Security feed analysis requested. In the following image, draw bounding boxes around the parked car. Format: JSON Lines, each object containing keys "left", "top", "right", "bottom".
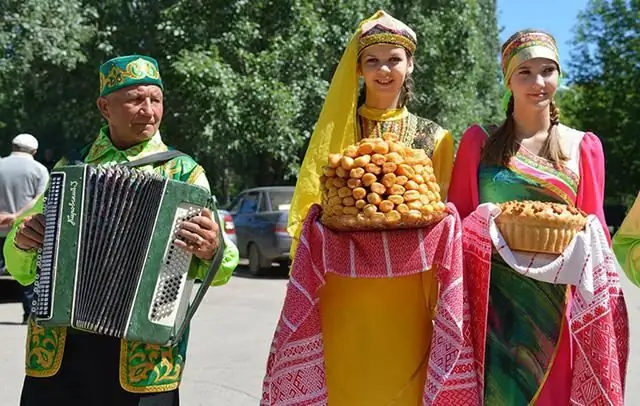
{"left": 227, "top": 186, "right": 294, "bottom": 275}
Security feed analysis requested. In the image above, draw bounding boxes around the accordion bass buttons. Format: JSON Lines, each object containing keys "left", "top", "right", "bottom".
{"left": 149, "top": 203, "right": 202, "bottom": 326}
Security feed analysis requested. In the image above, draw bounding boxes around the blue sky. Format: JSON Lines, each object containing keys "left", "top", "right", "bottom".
{"left": 497, "top": 0, "right": 590, "bottom": 68}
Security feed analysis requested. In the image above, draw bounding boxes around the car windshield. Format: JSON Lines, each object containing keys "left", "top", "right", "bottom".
{"left": 269, "top": 190, "right": 293, "bottom": 211}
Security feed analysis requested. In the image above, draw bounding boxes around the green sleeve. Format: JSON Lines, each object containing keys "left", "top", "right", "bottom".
{"left": 178, "top": 164, "right": 239, "bottom": 286}
{"left": 2, "top": 158, "right": 71, "bottom": 286}
{"left": 613, "top": 231, "right": 640, "bottom": 287}
{"left": 2, "top": 195, "right": 45, "bottom": 286}
{"left": 612, "top": 194, "right": 640, "bottom": 287}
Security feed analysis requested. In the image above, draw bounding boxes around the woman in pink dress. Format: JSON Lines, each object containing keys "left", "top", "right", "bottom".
{"left": 448, "top": 29, "right": 628, "bottom": 405}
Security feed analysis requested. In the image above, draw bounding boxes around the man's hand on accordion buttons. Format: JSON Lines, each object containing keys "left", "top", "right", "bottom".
{"left": 15, "top": 214, "right": 45, "bottom": 251}
{"left": 174, "top": 208, "right": 220, "bottom": 260}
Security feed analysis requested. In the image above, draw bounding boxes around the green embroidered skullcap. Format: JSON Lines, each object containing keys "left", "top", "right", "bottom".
{"left": 99, "top": 55, "right": 163, "bottom": 96}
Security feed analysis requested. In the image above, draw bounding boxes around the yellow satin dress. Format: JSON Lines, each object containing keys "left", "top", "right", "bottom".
{"left": 319, "top": 107, "right": 454, "bottom": 405}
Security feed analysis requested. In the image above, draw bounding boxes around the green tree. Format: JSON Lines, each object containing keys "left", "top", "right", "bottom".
{"left": 0, "top": 0, "right": 95, "bottom": 145}
{"left": 160, "top": 0, "right": 502, "bottom": 200}
{"left": 568, "top": 0, "right": 640, "bottom": 205}
{"left": 389, "top": 0, "right": 503, "bottom": 136}
{"left": 0, "top": 0, "right": 502, "bottom": 202}
{"left": 554, "top": 85, "right": 587, "bottom": 130}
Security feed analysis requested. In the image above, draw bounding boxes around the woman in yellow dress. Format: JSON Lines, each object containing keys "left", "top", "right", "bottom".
{"left": 267, "top": 10, "right": 454, "bottom": 405}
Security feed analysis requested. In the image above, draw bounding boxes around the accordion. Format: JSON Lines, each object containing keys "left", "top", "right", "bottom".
{"left": 32, "top": 164, "right": 224, "bottom": 346}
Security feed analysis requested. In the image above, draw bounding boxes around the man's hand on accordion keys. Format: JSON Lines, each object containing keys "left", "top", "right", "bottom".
{"left": 174, "top": 208, "right": 221, "bottom": 260}
{"left": 15, "top": 214, "right": 45, "bottom": 251}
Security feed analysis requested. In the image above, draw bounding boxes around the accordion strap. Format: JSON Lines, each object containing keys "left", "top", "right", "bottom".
{"left": 172, "top": 207, "right": 226, "bottom": 344}
{"left": 121, "top": 149, "right": 188, "bottom": 168}
{"left": 65, "top": 148, "right": 188, "bottom": 168}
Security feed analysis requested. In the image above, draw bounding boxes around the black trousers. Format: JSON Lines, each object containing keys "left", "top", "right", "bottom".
{"left": 0, "top": 236, "right": 34, "bottom": 318}
{"left": 20, "top": 330, "right": 179, "bottom": 406}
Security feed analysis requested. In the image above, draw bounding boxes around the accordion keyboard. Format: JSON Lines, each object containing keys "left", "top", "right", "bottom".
{"left": 33, "top": 173, "right": 65, "bottom": 319}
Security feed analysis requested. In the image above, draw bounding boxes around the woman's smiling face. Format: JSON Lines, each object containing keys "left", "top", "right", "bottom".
{"left": 358, "top": 44, "right": 413, "bottom": 101}
{"left": 509, "top": 57, "right": 560, "bottom": 111}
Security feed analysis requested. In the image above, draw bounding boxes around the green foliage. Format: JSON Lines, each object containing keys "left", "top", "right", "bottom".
{"left": 0, "top": 0, "right": 501, "bottom": 202}
{"left": 0, "top": 0, "right": 94, "bottom": 76}
{"left": 390, "top": 0, "right": 503, "bottom": 136}
{"left": 554, "top": 86, "right": 586, "bottom": 130}
{"left": 567, "top": 0, "right": 640, "bottom": 204}
{"left": 0, "top": 0, "right": 95, "bottom": 134}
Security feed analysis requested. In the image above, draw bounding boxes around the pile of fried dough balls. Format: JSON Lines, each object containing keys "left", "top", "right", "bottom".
{"left": 320, "top": 132, "right": 447, "bottom": 231}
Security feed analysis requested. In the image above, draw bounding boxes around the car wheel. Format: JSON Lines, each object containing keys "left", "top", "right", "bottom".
{"left": 248, "top": 243, "right": 264, "bottom": 277}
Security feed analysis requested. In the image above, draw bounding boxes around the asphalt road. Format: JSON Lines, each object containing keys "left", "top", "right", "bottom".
{"left": 0, "top": 264, "right": 638, "bottom": 405}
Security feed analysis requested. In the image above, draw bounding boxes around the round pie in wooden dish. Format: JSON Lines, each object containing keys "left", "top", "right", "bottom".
{"left": 495, "top": 200, "right": 588, "bottom": 254}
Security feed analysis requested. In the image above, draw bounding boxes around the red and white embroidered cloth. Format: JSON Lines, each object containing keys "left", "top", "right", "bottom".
{"left": 261, "top": 204, "right": 482, "bottom": 405}
{"left": 463, "top": 204, "right": 629, "bottom": 405}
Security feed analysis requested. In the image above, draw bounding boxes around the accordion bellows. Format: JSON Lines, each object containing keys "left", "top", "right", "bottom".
{"left": 34, "top": 165, "right": 218, "bottom": 345}
{"left": 495, "top": 200, "right": 588, "bottom": 254}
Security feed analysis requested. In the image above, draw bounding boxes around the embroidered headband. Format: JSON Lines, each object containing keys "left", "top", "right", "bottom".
{"left": 358, "top": 11, "right": 417, "bottom": 55}
{"left": 501, "top": 31, "right": 560, "bottom": 84}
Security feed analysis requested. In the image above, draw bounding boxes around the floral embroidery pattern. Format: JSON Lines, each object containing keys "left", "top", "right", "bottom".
{"left": 25, "top": 321, "right": 66, "bottom": 377}
{"left": 99, "top": 58, "right": 161, "bottom": 95}
{"left": 359, "top": 113, "right": 440, "bottom": 157}
{"left": 119, "top": 339, "right": 187, "bottom": 393}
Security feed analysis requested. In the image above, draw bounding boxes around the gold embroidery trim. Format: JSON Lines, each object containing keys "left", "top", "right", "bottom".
{"left": 25, "top": 323, "right": 67, "bottom": 378}
{"left": 358, "top": 33, "right": 416, "bottom": 55}
{"left": 158, "top": 158, "right": 182, "bottom": 179}
{"left": 502, "top": 33, "right": 558, "bottom": 72}
{"left": 119, "top": 340, "right": 182, "bottom": 393}
{"left": 100, "top": 58, "right": 161, "bottom": 94}
{"left": 402, "top": 113, "right": 418, "bottom": 147}
{"left": 186, "top": 165, "right": 205, "bottom": 185}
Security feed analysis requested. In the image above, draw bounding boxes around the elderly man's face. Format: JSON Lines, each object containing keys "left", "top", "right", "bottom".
{"left": 97, "top": 84, "right": 164, "bottom": 147}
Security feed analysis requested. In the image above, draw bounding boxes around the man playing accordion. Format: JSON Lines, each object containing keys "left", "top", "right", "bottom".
{"left": 3, "top": 55, "right": 239, "bottom": 406}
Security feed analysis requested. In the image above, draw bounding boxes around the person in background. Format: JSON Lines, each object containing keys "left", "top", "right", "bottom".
{"left": 0, "top": 133, "right": 49, "bottom": 324}
{"left": 42, "top": 148, "right": 58, "bottom": 172}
